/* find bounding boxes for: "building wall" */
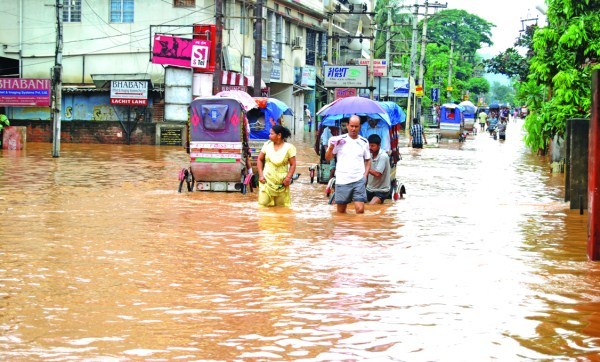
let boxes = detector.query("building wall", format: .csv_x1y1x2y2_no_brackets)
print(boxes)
0,0,213,84
9,120,157,145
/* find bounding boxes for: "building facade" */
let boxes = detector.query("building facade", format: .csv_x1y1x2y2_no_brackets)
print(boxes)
0,0,327,144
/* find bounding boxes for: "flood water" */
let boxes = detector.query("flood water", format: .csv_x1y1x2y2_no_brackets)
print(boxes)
1,119,599,361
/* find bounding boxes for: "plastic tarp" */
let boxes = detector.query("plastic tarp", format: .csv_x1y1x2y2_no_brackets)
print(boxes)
248,97,293,140
378,101,406,125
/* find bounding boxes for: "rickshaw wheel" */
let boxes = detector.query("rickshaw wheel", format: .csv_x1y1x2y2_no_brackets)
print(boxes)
177,168,187,193
186,170,195,192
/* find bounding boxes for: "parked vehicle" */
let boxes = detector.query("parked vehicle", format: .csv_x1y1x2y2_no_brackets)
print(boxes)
459,100,477,134
178,91,255,193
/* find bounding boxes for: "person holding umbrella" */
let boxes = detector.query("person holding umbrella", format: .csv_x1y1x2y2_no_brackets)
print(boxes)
325,115,371,214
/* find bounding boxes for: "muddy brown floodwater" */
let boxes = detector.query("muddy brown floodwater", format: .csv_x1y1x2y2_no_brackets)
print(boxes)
1,119,599,361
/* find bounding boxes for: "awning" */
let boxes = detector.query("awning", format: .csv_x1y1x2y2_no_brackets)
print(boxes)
222,71,266,88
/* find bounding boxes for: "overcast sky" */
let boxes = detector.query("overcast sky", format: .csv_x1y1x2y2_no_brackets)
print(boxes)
446,0,547,57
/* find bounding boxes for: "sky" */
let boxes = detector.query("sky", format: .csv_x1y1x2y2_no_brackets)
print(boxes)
447,0,547,57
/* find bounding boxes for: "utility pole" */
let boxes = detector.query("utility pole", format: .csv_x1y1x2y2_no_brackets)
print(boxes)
253,0,263,96
214,0,223,94
416,1,447,119
407,0,418,131
52,0,63,158
447,37,454,102
369,23,375,100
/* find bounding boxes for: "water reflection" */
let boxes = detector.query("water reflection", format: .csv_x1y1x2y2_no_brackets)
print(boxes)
1,120,599,360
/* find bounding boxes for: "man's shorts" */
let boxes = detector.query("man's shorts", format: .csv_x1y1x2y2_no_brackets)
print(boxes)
412,143,423,149
367,190,389,203
335,178,367,204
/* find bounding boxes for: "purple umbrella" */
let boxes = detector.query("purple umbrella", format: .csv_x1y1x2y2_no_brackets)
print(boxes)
317,96,390,124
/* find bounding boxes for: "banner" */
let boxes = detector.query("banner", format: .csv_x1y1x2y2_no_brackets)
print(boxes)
152,34,210,69
0,78,51,107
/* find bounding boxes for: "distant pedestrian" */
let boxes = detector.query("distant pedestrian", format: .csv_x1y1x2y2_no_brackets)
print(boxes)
304,104,312,132
409,118,427,148
478,110,487,131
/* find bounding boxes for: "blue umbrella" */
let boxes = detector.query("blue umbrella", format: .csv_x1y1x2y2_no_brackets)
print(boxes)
378,101,406,125
317,96,390,124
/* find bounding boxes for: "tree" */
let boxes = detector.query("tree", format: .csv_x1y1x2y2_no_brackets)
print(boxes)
521,0,600,153
490,82,515,105
466,77,490,96
486,48,529,81
421,10,494,104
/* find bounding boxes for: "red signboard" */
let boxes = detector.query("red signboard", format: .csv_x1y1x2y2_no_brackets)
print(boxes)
0,78,51,107
193,24,216,73
335,88,357,100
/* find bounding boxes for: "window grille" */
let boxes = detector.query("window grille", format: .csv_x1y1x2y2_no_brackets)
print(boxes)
110,0,134,23
63,0,81,22
174,0,195,7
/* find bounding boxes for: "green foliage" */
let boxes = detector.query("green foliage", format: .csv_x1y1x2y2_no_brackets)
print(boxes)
490,82,515,105
486,48,529,80
466,77,490,96
0,114,9,132
519,0,600,153
420,11,493,104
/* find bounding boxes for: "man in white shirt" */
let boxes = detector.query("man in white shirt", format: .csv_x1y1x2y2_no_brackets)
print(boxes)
325,115,371,214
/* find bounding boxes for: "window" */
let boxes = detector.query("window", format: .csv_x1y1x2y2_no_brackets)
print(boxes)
285,21,291,44
240,4,247,35
63,0,81,22
110,0,134,23
174,0,195,7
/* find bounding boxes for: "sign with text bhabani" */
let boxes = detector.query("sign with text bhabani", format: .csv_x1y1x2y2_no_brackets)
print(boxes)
110,80,148,106
324,66,367,88
0,78,51,107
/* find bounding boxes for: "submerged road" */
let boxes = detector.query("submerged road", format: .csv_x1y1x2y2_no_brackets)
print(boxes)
0,119,599,360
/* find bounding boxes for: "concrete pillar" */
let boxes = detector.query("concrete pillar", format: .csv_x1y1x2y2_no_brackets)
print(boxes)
588,70,600,261
568,118,589,210
565,118,571,202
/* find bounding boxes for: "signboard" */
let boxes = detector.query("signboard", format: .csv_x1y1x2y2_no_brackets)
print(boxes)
415,84,424,97
221,85,248,92
152,35,210,69
324,65,368,88
0,78,51,107
191,41,211,69
393,78,410,97
355,59,388,77
192,24,216,73
335,88,357,100
159,127,183,146
271,59,281,82
301,65,316,87
431,87,440,102
110,80,148,106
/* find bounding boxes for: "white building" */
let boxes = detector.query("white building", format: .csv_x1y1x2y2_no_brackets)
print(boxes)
0,0,327,137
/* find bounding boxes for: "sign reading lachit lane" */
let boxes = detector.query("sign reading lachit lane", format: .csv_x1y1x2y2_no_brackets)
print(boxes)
110,80,148,106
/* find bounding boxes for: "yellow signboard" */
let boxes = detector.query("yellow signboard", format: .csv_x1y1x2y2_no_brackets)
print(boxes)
446,86,453,91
